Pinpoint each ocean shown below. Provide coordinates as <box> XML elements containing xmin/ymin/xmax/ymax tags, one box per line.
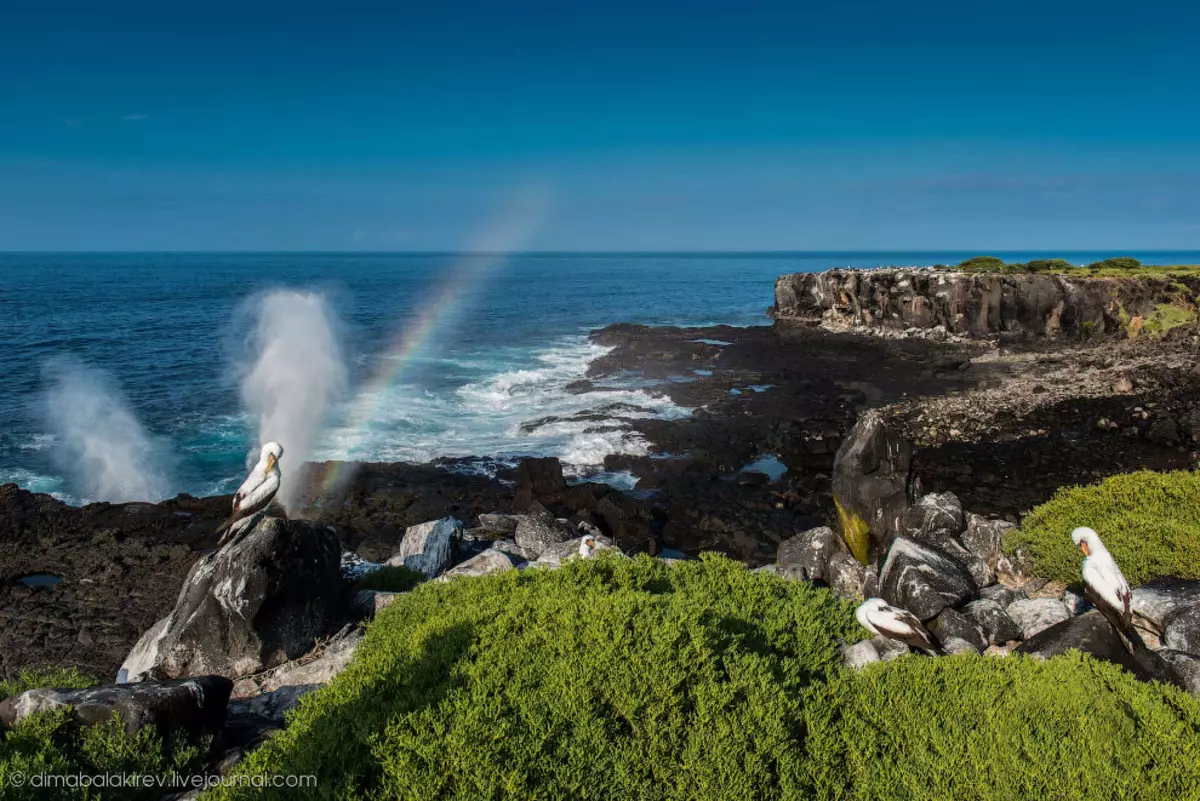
<box><xmin>3</xmin><ymin>251</ymin><xmax>1198</xmax><ymax>504</ymax></box>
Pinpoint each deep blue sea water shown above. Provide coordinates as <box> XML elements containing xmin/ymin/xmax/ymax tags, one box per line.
<box><xmin>4</xmin><ymin>251</ymin><xmax>1198</xmax><ymax>504</ymax></box>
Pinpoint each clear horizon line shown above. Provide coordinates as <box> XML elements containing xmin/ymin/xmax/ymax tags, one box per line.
<box><xmin>3</xmin><ymin>248</ymin><xmax>1199</xmax><ymax>256</ymax></box>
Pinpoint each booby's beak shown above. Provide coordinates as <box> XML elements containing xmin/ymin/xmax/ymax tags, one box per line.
<box><xmin>265</xmin><ymin>453</ymin><xmax>277</xmax><ymax>473</ymax></box>
<box><xmin>585</xmin><ymin>538</ymin><xmax>595</xmax><ymax>547</ymax></box>
<box><xmin>1079</xmin><ymin>541</ymin><xmax>1090</xmax><ymax>556</ymax></box>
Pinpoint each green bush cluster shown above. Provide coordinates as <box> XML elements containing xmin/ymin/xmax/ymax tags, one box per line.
<box><xmin>951</xmin><ymin>254</ymin><xmax>1200</xmax><ymax>278</ymax></box>
<box><xmin>351</xmin><ymin>564</ymin><xmax>426</xmax><ymax>593</ymax></box>
<box><xmin>207</xmin><ymin>553</ymin><xmax>1200</xmax><ymax>800</ymax></box>
<box><xmin>802</xmin><ymin>654</ymin><xmax>1200</xmax><ymax>800</ymax></box>
<box><xmin>0</xmin><ymin>668</ymin><xmax>205</xmax><ymax>801</ymax></box>
<box><xmin>1006</xmin><ymin>470</ymin><xmax>1200</xmax><ymax>586</ymax></box>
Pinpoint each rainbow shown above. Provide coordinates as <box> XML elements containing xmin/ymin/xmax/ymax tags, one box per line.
<box><xmin>315</xmin><ymin>190</ymin><xmax>548</xmax><ymax>497</ymax></box>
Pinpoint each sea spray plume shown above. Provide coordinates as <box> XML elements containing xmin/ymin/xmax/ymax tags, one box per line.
<box><xmin>239</xmin><ymin>290</ymin><xmax>346</xmax><ymax>511</ymax></box>
<box><xmin>41</xmin><ymin>357</ymin><xmax>174</xmax><ymax>502</ymax></box>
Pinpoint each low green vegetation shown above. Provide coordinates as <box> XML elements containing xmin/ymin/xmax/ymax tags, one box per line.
<box><xmin>0</xmin><ymin>668</ymin><xmax>205</xmax><ymax>801</ymax></box>
<box><xmin>1140</xmin><ymin>302</ymin><xmax>1198</xmax><ymax>338</ymax></box>
<box><xmin>802</xmin><ymin>653</ymin><xmax>1200</xmax><ymax>800</ymax></box>
<box><xmin>351</xmin><ymin>564</ymin><xmax>426</xmax><ymax>593</ymax></box>
<box><xmin>1006</xmin><ymin>470</ymin><xmax>1200</xmax><ymax>586</ymax></box>
<box><xmin>207</xmin><ymin>553</ymin><xmax>1200</xmax><ymax>800</ymax></box>
<box><xmin>950</xmin><ymin>254</ymin><xmax>1200</xmax><ymax>278</ymax></box>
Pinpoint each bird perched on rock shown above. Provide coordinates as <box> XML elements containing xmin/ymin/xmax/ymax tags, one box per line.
<box><xmin>216</xmin><ymin>442</ymin><xmax>283</xmax><ymax>546</ymax></box>
<box><xmin>1072</xmin><ymin>526</ymin><xmax>1137</xmax><ymax>650</ymax></box>
<box><xmin>855</xmin><ymin>598</ymin><xmax>943</xmax><ymax>656</ymax></box>
<box><xmin>578</xmin><ymin>535</ymin><xmax>597</xmax><ymax>558</ymax></box>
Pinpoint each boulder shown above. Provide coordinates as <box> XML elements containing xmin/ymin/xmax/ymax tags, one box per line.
<box><xmin>979</xmin><ymin>583</ymin><xmax>1023</xmax><ymax>608</ymax></box>
<box><xmin>1132</xmin><ymin>578</ymin><xmax>1200</xmax><ymax>630</ymax></box>
<box><xmin>514</xmin><ymin>512</ymin><xmax>573</xmax><ymax>558</ymax></box>
<box><xmin>1163</xmin><ymin>604</ymin><xmax>1200</xmax><ymax>654</ymax></box>
<box><xmin>878</xmin><ymin>537</ymin><xmax>977</xmax><ymax>621</ymax></box>
<box><xmin>1006</xmin><ymin>598</ymin><xmax>1071</xmax><ymax>639</ymax></box>
<box><xmin>901</xmin><ymin>492</ymin><xmax>964</xmax><ymax>544</ymax></box>
<box><xmin>1062</xmin><ymin>587</ymin><xmax>1091</xmax><ymax>617</ymax></box>
<box><xmin>872</xmin><ymin>635</ymin><xmax>911</xmax><ymax>661</ymax></box>
<box><xmin>940</xmin><ymin>538</ymin><xmax>995</xmax><ymax>589</ymax></box>
<box><xmin>831</xmin><ymin>411</ymin><xmax>917</xmax><ymax>539</ymax></box>
<box><xmin>0</xmin><ymin>676</ymin><xmax>231</xmax><ymax>742</ymax></box>
<box><xmin>1016</xmin><ymin>611</ymin><xmax>1186</xmax><ymax>686</ymax></box>
<box><xmin>386</xmin><ymin>517</ymin><xmax>461</xmax><ymax>578</ymax></box>
<box><xmin>777</xmin><ymin>526</ymin><xmax>848</xmax><ymax>583</ymax></box>
<box><xmin>928</xmin><ymin>607</ymin><xmax>986</xmax><ymax>652</ymax></box>
<box><xmin>516</xmin><ymin>457</ymin><xmax>567</xmax><ymax>496</ymax></box>
<box><xmin>959</xmin><ymin>514</ymin><xmax>1014</xmax><ymax>568</ymax></box>
<box><xmin>1158</xmin><ymin>650</ymin><xmax>1200</xmax><ymax>696</ymax></box>
<box><xmin>942</xmin><ymin>637</ymin><xmax>980</xmax><ymax>655</ymax></box>
<box><xmin>440</xmin><ymin>547</ymin><xmax>524</xmax><ymax>580</ymax></box>
<box><xmin>826</xmin><ymin>552</ymin><xmax>866</xmax><ymax>599</ymax></box>
<box><xmin>118</xmin><ymin>516</ymin><xmax>342</xmax><ymax>682</ymax></box>
<box><xmin>962</xmin><ymin>599</ymin><xmax>1023</xmax><ymax>645</ymax></box>
<box><xmin>842</xmin><ymin>640</ymin><xmax>880</xmax><ymax>669</ymax></box>
<box><xmin>477</xmin><ymin>513</ymin><xmax>520</xmax><ymax>535</ymax></box>
<box><xmin>534</xmin><ymin>535</ymin><xmax>617</xmax><ymax>569</ymax></box>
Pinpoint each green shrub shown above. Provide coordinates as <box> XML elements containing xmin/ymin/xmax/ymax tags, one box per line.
<box><xmin>1024</xmin><ymin>258</ymin><xmax>1075</xmax><ymax>273</ymax></box>
<box><xmin>1140</xmin><ymin>303</ymin><xmax>1197</xmax><ymax>338</ymax></box>
<box><xmin>351</xmin><ymin>564</ymin><xmax>425</xmax><ymax>593</ymax></box>
<box><xmin>1006</xmin><ymin>470</ymin><xmax>1200</xmax><ymax>586</ymax></box>
<box><xmin>957</xmin><ymin>256</ymin><xmax>1007</xmax><ymax>272</ymax></box>
<box><xmin>1087</xmin><ymin>256</ymin><xmax>1143</xmax><ymax>271</ymax></box>
<box><xmin>801</xmin><ymin>653</ymin><xmax>1200</xmax><ymax>800</ymax></box>
<box><xmin>210</xmin><ymin>554</ymin><xmax>860</xmax><ymax>800</ymax></box>
<box><xmin>0</xmin><ymin>667</ymin><xmax>96</xmax><ymax>700</ymax></box>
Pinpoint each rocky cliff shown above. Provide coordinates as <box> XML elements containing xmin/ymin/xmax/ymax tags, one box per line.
<box><xmin>773</xmin><ymin>269</ymin><xmax>1198</xmax><ymax>339</ymax></box>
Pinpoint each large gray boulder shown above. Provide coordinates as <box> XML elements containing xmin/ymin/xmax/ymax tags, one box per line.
<box><xmin>386</xmin><ymin>517</ymin><xmax>461</xmax><ymax>578</ymax></box>
<box><xmin>1016</xmin><ymin>611</ymin><xmax>1185</xmax><ymax>687</ymax></box>
<box><xmin>962</xmin><ymin>599</ymin><xmax>1023</xmax><ymax>645</ymax></box>
<box><xmin>928</xmin><ymin>607</ymin><xmax>986</xmax><ymax>652</ymax></box>
<box><xmin>960</xmin><ymin>514</ymin><xmax>1014</xmax><ymax>568</ymax></box>
<box><xmin>1006</xmin><ymin>598</ymin><xmax>1071</xmax><ymax>639</ymax></box>
<box><xmin>477</xmin><ymin>513</ymin><xmax>520</xmax><ymax>535</ymax></box>
<box><xmin>878</xmin><ymin>536</ymin><xmax>977</xmax><ymax>621</ymax></box>
<box><xmin>831</xmin><ymin>411</ymin><xmax>917</xmax><ymax>540</ymax></box>
<box><xmin>0</xmin><ymin>676</ymin><xmax>231</xmax><ymax>742</ymax></box>
<box><xmin>1158</xmin><ymin>650</ymin><xmax>1200</xmax><ymax>697</ymax></box>
<box><xmin>777</xmin><ymin>526</ymin><xmax>847</xmax><ymax>583</ymax></box>
<box><xmin>901</xmin><ymin>492</ymin><xmax>964</xmax><ymax>544</ymax></box>
<box><xmin>1132</xmin><ymin>579</ymin><xmax>1200</xmax><ymax>631</ymax></box>
<box><xmin>826</xmin><ymin>552</ymin><xmax>866</xmax><ymax>599</ymax></box>
<box><xmin>1163</xmin><ymin>604</ymin><xmax>1200</xmax><ymax>655</ymax></box>
<box><xmin>119</xmin><ymin>516</ymin><xmax>342</xmax><ymax>682</ymax></box>
<box><xmin>439</xmin><ymin>547</ymin><xmax>524</xmax><ymax>581</ymax></box>
<box><xmin>514</xmin><ymin>511</ymin><xmax>572</xmax><ymax>558</ymax></box>
<box><xmin>939</xmin><ymin>538</ymin><xmax>996</xmax><ymax>589</ymax></box>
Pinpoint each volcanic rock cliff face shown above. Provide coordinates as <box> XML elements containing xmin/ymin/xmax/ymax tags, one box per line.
<box><xmin>774</xmin><ymin>269</ymin><xmax>1198</xmax><ymax>339</ymax></box>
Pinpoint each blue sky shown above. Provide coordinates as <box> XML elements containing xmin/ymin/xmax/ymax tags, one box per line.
<box><xmin>2</xmin><ymin>3</ymin><xmax>1198</xmax><ymax>251</ymax></box>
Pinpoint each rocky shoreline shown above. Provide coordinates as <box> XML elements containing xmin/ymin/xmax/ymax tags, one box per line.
<box><xmin>4</xmin><ymin>269</ymin><xmax>1200</xmax><ymax>683</ymax></box>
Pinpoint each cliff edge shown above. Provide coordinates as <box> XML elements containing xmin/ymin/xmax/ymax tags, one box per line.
<box><xmin>773</xmin><ymin>268</ymin><xmax>1198</xmax><ymax>340</ymax></box>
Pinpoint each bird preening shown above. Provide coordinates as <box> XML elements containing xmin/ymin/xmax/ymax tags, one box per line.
<box><xmin>216</xmin><ymin>441</ymin><xmax>284</xmax><ymax>546</ymax></box>
<box><xmin>579</xmin><ymin>535</ymin><xmax>597</xmax><ymax>559</ymax></box>
<box><xmin>1072</xmin><ymin>526</ymin><xmax>1139</xmax><ymax>651</ymax></box>
<box><xmin>855</xmin><ymin>597</ymin><xmax>943</xmax><ymax>656</ymax></box>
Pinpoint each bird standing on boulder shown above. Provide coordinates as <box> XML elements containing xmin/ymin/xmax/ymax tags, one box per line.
<box><xmin>1072</xmin><ymin>526</ymin><xmax>1137</xmax><ymax>650</ymax></box>
<box><xmin>216</xmin><ymin>442</ymin><xmax>284</xmax><ymax>546</ymax></box>
<box><xmin>578</xmin><ymin>536</ymin><xmax>597</xmax><ymax>558</ymax></box>
<box><xmin>855</xmin><ymin>598</ymin><xmax>943</xmax><ymax>656</ymax></box>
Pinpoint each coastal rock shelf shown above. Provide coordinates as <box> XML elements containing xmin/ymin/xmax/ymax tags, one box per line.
<box><xmin>773</xmin><ymin>268</ymin><xmax>1199</xmax><ymax>340</ymax></box>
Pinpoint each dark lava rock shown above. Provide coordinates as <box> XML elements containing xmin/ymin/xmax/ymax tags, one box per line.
<box><xmin>928</xmin><ymin>607</ymin><xmax>986</xmax><ymax>652</ymax></box>
<box><xmin>959</xmin><ymin>513</ymin><xmax>1013</xmax><ymax>568</ymax></box>
<box><xmin>516</xmin><ymin>457</ymin><xmax>568</xmax><ymax>498</ymax></box>
<box><xmin>0</xmin><ymin>676</ymin><xmax>231</xmax><ymax>742</ymax></box>
<box><xmin>978</xmin><ymin>583</ymin><xmax>1023</xmax><ymax>608</ymax></box>
<box><xmin>962</xmin><ymin>598</ymin><xmax>1023</xmax><ymax>645</ymax></box>
<box><xmin>832</xmin><ymin>411</ymin><xmax>917</xmax><ymax>539</ymax></box>
<box><xmin>1132</xmin><ymin>578</ymin><xmax>1200</xmax><ymax>630</ymax></box>
<box><xmin>385</xmin><ymin>517</ymin><xmax>460</xmax><ymax>578</ymax></box>
<box><xmin>901</xmin><ymin>492</ymin><xmax>964</xmax><ymax>544</ymax></box>
<box><xmin>1163</xmin><ymin>603</ymin><xmax>1200</xmax><ymax>655</ymax></box>
<box><xmin>514</xmin><ymin>512</ymin><xmax>572</xmax><ymax>559</ymax></box>
<box><xmin>878</xmin><ymin>536</ymin><xmax>977</xmax><ymax>621</ymax></box>
<box><xmin>776</xmin><ymin>526</ymin><xmax>847</xmax><ymax>583</ymax></box>
<box><xmin>1016</xmin><ymin>611</ymin><xmax>1186</xmax><ymax>687</ymax></box>
<box><xmin>119</xmin><ymin>516</ymin><xmax>342</xmax><ymax>682</ymax></box>
<box><xmin>477</xmin><ymin>513</ymin><xmax>520</xmax><ymax>535</ymax></box>
<box><xmin>1158</xmin><ymin>650</ymin><xmax>1200</xmax><ymax>696</ymax></box>
<box><xmin>826</xmin><ymin>552</ymin><xmax>866</xmax><ymax>599</ymax></box>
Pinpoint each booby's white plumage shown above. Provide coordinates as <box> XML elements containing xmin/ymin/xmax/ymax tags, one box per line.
<box><xmin>579</xmin><ymin>536</ymin><xmax>597</xmax><ymax>558</ymax></box>
<box><xmin>1071</xmin><ymin>526</ymin><xmax>1133</xmax><ymax>639</ymax></box>
<box><xmin>855</xmin><ymin>597</ymin><xmax>941</xmax><ymax>655</ymax></box>
<box><xmin>217</xmin><ymin>442</ymin><xmax>284</xmax><ymax>545</ymax></box>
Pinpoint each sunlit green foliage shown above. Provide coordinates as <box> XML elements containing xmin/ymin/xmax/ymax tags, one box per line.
<box><xmin>1006</xmin><ymin>470</ymin><xmax>1200</xmax><ymax>586</ymax></box>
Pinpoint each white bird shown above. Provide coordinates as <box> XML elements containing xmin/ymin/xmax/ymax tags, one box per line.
<box><xmin>855</xmin><ymin>598</ymin><xmax>942</xmax><ymax>656</ymax></box>
<box><xmin>216</xmin><ymin>442</ymin><xmax>283</xmax><ymax>545</ymax></box>
<box><xmin>1071</xmin><ymin>526</ymin><xmax>1135</xmax><ymax>649</ymax></box>
<box><xmin>578</xmin><ymin>536</ymin><xmax>598</xmax><ymax>558</ymax></box>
